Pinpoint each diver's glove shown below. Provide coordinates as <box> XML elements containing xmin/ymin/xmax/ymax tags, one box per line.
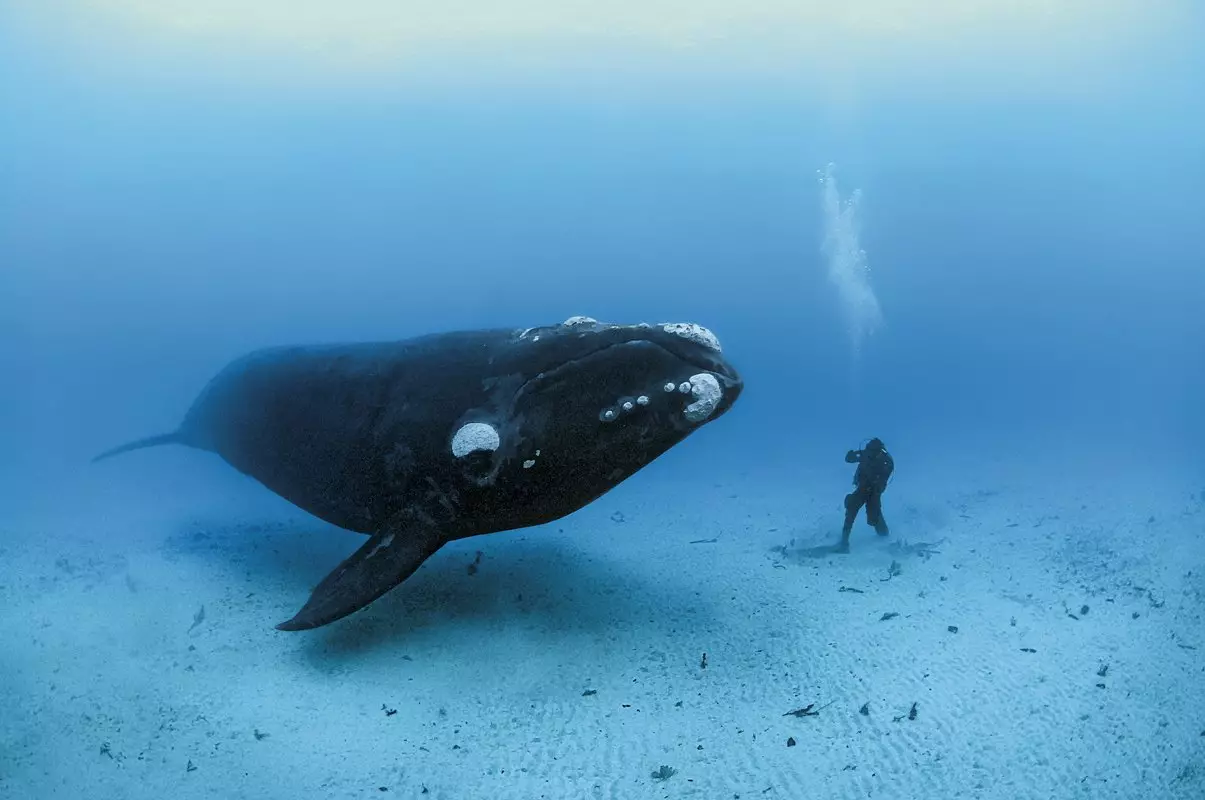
<box><xmin>845</xmin><ymin>450</ymin><xmax>860</xmax><ymax>463</ymax></box>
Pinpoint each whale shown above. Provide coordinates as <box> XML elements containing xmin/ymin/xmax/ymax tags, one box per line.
<box><xmin>93</xmin><ymin>316</ymin><xmax>743</xmax><ymax>630</ymax></box>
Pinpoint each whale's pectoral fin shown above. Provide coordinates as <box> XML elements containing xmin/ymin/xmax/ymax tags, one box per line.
<box><xmin>275</xmin><ymin>516</ymin><xmax>445</xmax><ymax>631</ymax></box>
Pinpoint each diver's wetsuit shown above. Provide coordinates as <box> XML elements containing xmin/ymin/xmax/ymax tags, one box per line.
<box><xmin>842</xmin><ymin>438</ymin><xmax>894</xmax><ymax>541</ymax></box>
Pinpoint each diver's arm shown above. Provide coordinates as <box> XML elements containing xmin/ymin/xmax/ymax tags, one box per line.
<box><xmin>845</xmin><ymin>450</ymin><xmax>861</xmax><ymax>463</ymax></box>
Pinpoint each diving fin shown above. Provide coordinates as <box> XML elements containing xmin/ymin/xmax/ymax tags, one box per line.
<box><xmin>276</xmin><ymin>515</ymin><xmax>446</xmax><ymax>631</ymax></box>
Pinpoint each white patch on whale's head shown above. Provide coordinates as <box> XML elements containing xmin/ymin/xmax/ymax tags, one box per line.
<box><xmin>661</xmin><ymin>322</ymin><xmax>722</xmax><ymax>352</ymax></box>
<box><xmin>451</xmin><ymin>422</ymin><xmax>501</xmax><ymax>458</ymax></box>
<box><xmin>683</xmin><ymin>373</ymin><xmax>722</xmax><ymax>423</ymax></box>
<box><xmin>562</xmin><ymin>315</ymin><xmax>598</xmax><ymax>326</ymax></box>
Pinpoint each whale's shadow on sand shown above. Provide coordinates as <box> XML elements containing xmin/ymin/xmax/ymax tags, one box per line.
<box><xmin>162</xmin><ymin>514</ymin><xmax>722</xmax><ymax>661</ymax></box>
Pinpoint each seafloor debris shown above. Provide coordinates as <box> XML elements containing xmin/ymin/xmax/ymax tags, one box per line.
<box><xmin>188</xmin><ymin>605</ymin><xmax>205</xmax><ymax>633</ymax></box>
<box><xmin>859</xmin><ymin>703</ymin><xmax>870</xmax><ymax>716</ymax></box>
<box><xmin>1020</xmin><ymin>647</ymin><xmax>1037</xmax><ymax>653</ymax></box>
<box><xmin>880</xmin><ymin>612</ymin><xmax>899</xmax><ymax>621</ymax></box>
<box><xmin>783</xmin><ymin>700</ymin><xmax>834</xmax><ymax>718</ymax></box>
<box><xmin>611</xmin><ymin>511</ymin><xmax>626</xmax><ymax>524</ymax></box>
<box><xmin>893</xmin><ymin>702</ymin><xmax>918</xmax><ymax>722</ymax></box>
<box><xmin>947</xmin><ymin>625</ymin><xmax>959</xmax><ymax>633</ymax></box>
<box><xmin>651</xmin><ymin>765</ymin><xmax>676</xmax><ymax>781</ymax></box>
<box><xmin>700</xmin><ymin>652</ymin><xmax>708</xmax><ymax>669</ymax></box>
<box><xmin>582</xmin><ymin>689</ymin><xmax>597</xmax><ymax>697</ymax></box>
<box><xmin>253</xmin><ymin>729</ymin><xmax>269</xmax><ymax>740</ymax></box>
<box><xmin>786</xmin><ymin>737</ymin><xmax>796</xmax><ymax>747</ymax></box>
<box><xmin>880</xmin><ymin>560</ymin><xmax>902</xmax><ymax>582</ymax></box>
<box><xmin>381</xmin><ymin>704</ymin><xmax>397</xmax><ymax>716</ymax></box>
<box><xmin>1065</xmin><ymin>601</ymin><xmax>1092</xmax><ymax>621</ymax></box>
<box><xmin>466</xmin><ymin>551</ymin><xmax>483</xmax><ymax>576</ymax></box>
<box><xmin>839</xmin><ymin>586</ymin><xmax>864</xmax><ymax>594</ymax></box>
<box><xmin>1097</xmin><ymin>664</ymin><xmax>1109</xmax><ymax>678</ymax></box>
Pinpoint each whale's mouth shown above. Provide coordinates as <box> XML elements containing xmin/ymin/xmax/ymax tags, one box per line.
<box><xmin>513</xmin><ymin>338</ymin><xmax>676</xmax><ymax>400</ymax></box>
<box><xmin>513</xmin><ymin>335</ymin><xmax>742</xmax><ymax>429</ymax></box>
<box><xmin>511</xmin><ymin>318</ymin><xmax>742</xmax><ymax>419</ymax></box>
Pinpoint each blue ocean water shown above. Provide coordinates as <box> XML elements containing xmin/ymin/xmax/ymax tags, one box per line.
<box><xmin>2</xmin><ymin>5</ymin><xmax>1203</xmax><ymax>799</ymax></box>
<box><xmin>3</xmin><ymin>26</ymin><xmax>1203</xmax><ymax>487</ymax></box>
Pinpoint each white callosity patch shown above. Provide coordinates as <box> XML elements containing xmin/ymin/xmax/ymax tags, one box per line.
<box><xmin>602</xmin><ymin>393</ymin><xmax>650</xmax><ymax>423</ymax></box>
<box><xmin>663</xmin><ymin>382</ymin><xmax>676</xmax><ymax>393</ymax></box>
<box><xmin>678</xmin><ymin>382</ymin><xmax>691</xmax><ymax>394</ymax></box>
<box><xmin>562</xmin><ymin>315</ymin><xmax>598</xmax><ymax>326</ymax></box>
<box><xmin>683</xmin><ymin>373</ymin><xmax>722</xmax><ymax>423</ymax></box>
<box><xmin>366</xmin><ymin>533</ymin><xmax>395</xmax><ymax>558</ymax></box>
<box><xmin>662</xmin><ymin>322</ymin><xmax>722</xmax><ymax>352</ymax></box>
<box><xmin>451</xmin><ymin>422</ymin><xmax>501</xmax><ymax>458</ymax></box>
<box><xmin>522</xmin><ymin>459</ymin><xmax>535</xmax><ymax>469</ymax></box>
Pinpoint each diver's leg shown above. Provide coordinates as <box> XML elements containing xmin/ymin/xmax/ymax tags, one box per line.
<box><xmin>842</xmin><ymin>491</ymin><xmax>861</xmax><ymax>535</ymax></box>
<box><xmin>867</xmin><ymin>491</ymin><xmax>889</xmax><ymax>536</ymax></box>
<box><xmin>841</xmin><ymin>488</ymin><xmax>867</xmax><ymax>549</ymax></box>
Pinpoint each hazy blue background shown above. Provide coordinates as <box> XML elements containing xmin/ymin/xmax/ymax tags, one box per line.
<box><xmin>2</xmin><ymin>3</ymin><xmax>1202</xmax><ymax>518</ymax></box>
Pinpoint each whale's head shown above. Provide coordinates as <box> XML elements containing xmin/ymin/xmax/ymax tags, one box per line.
<box><xmin>446</xmin><ymin>316</ymin><xmax>741</xmax><ymax>524</ymax></box>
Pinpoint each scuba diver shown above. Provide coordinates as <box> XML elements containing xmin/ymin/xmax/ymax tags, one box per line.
<box><xmin>839</xmin><ymin>437</ymin><xmax>894</xmax><ymax>551</ymax></box>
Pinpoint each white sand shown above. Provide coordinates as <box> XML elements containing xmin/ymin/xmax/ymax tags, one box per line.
<box><xmin>2</xmin><ymin>448</ymin><xmax>1203</xmax><ymax>799</ymax></box>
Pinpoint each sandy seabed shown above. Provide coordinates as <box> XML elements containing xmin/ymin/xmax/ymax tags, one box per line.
<box><xmin>2</xmin><ymin>453</ymin><xmax>1203</xmax><ymax>800</ymax></box>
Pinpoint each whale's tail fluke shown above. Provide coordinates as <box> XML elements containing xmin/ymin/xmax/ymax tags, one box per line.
<box><xmin>91</xmin><ymin>432</ymin><xmax>182</xmax><ymax>463</ymax></box>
